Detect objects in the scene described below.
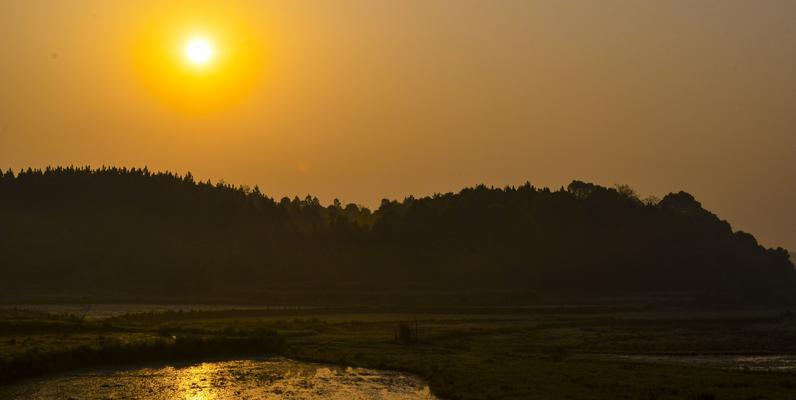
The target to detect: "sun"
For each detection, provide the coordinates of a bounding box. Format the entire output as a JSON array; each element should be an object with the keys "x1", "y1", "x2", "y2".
[
  {"x1": 133, "y1": 7, "x2": 268, "y2": 113},
  {"x1": 184, "y1": 37, "x2": 214, "y2": 66}
]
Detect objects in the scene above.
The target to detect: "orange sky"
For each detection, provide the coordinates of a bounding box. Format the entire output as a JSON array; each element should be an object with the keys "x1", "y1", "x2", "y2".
[{"x1": 0, "y1": 1, "x2": 794, "y2": 250}]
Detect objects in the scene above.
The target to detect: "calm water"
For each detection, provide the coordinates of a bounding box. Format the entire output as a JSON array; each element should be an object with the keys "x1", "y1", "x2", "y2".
[
  {"x1": 0, "y1": 358, "x2": 438, "y2": 400},
  {"x1": 597, "y1": 354, "x2": 796, "y2": 371},
  {"x1": 0, "y1": 304, "x2": 313, "y2": 318}
]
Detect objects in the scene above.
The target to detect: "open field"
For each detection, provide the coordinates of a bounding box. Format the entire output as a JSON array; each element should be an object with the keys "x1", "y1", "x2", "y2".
[{"x1": 4, "y1": 306, "x2": 796, "y2": 399}]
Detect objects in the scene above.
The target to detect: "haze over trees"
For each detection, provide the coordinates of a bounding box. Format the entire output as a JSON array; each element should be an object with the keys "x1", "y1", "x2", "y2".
[{"x1": 0, "y1": 166, "x2": 792, "y2": 304}]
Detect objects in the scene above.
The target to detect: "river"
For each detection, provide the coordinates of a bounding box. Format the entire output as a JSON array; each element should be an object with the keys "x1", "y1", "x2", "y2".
[{"x1": 0, "y1": 357, "x2": 438, "y2": 399}]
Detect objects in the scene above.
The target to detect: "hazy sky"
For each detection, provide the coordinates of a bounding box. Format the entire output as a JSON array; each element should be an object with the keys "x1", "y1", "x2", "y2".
[{"x1": 1, "y1": 1, "x2": 794, "y2": 250}]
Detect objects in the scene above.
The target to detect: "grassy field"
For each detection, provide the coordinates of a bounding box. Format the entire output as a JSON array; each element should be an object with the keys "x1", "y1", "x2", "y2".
[{"x1": 3, "y1": 306, "x2": 796, "y2": 399}]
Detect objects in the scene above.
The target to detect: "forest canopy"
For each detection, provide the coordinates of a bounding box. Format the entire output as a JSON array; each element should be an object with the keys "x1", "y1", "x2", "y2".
[{"x1": 0, "y1": 167, "x2": 792, "y2": 305}]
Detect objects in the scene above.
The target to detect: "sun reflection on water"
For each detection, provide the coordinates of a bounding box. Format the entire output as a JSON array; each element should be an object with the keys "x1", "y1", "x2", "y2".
[
  {"x1": 1, "y1": 358, "x2": 437, "y2": 399},
  {"x1": 175, "y1": 363, "x2": 221, "y2": 400}
]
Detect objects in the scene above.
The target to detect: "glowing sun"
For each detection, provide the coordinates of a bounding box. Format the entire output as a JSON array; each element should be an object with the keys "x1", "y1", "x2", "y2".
[
  {"x1": 134, "y1": 7, "x2": 266, "y2": 112},
  {"x1": 184, "y1": 37, "x2": 214, "y2": 66}
]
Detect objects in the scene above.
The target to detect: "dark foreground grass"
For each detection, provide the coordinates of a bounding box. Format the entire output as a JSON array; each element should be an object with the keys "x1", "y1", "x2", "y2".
[
  {"x1": 0, "y1": 328, "x2": 284, "y2": 384},
  {"x1": 280, "y1": 318, "x2": 796, "y2": 400},
  {"x1": 4, "y1": 307, "x2": 796, "y2": 399}
]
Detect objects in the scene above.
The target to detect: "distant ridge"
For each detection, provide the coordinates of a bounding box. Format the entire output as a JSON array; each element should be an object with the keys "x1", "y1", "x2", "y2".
[{"x1": 0, "y1": 166, "x2": 793, "y2": 305}]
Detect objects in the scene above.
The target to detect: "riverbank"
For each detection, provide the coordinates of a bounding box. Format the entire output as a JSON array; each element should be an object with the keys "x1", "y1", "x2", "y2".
[
  {"x1": 4, "y1": 307, "x2": 796, "y2": 399},
  {"x1": 0, "y1": 332, "x2": 285, "y2": 384}
]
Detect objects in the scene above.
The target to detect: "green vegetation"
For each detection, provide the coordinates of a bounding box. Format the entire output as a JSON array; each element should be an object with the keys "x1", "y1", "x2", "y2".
[
  {"x1": 2, "y1": 167, "x2": 794, "y2": 397},
  {"x1": 0, "y1": 309, "x2": 284, "y2": 383},
  {"x1": 4, "y1": 306, "x2": 796, "y2": 399},
  {"x1": 0, "y1": 167, "x2": 792, "y2": 304}
]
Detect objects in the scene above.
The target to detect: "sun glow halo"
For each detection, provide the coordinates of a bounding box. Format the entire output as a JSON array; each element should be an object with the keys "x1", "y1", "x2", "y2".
[
  {"x1": 133, "y1": 8, "x2": 267, "y2": 113},
  {"x1": 185, "y1": 37, "x2": 214, "y2": 66}
]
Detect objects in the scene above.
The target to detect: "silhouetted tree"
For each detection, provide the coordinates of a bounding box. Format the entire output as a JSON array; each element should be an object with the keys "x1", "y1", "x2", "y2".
[{"x1": 0, "y1": 166, "x2": 792, "y2": 304}]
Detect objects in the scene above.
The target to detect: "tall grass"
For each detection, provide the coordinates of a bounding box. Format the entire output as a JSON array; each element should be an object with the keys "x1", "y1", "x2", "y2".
[{"x1": 0, "y1": 330, "x2": 285, "y2": 383}]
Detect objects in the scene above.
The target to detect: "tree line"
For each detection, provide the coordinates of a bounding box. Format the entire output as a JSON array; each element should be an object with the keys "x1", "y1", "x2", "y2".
[{"x1": 0, "y1": 166, "x2": 792, "y2": 304}]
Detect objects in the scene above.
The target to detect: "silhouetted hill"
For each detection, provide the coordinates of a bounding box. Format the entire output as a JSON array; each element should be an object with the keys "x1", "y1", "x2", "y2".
[{"x1": 0, "y1": 167, "x2": 792, "y2": 305}]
